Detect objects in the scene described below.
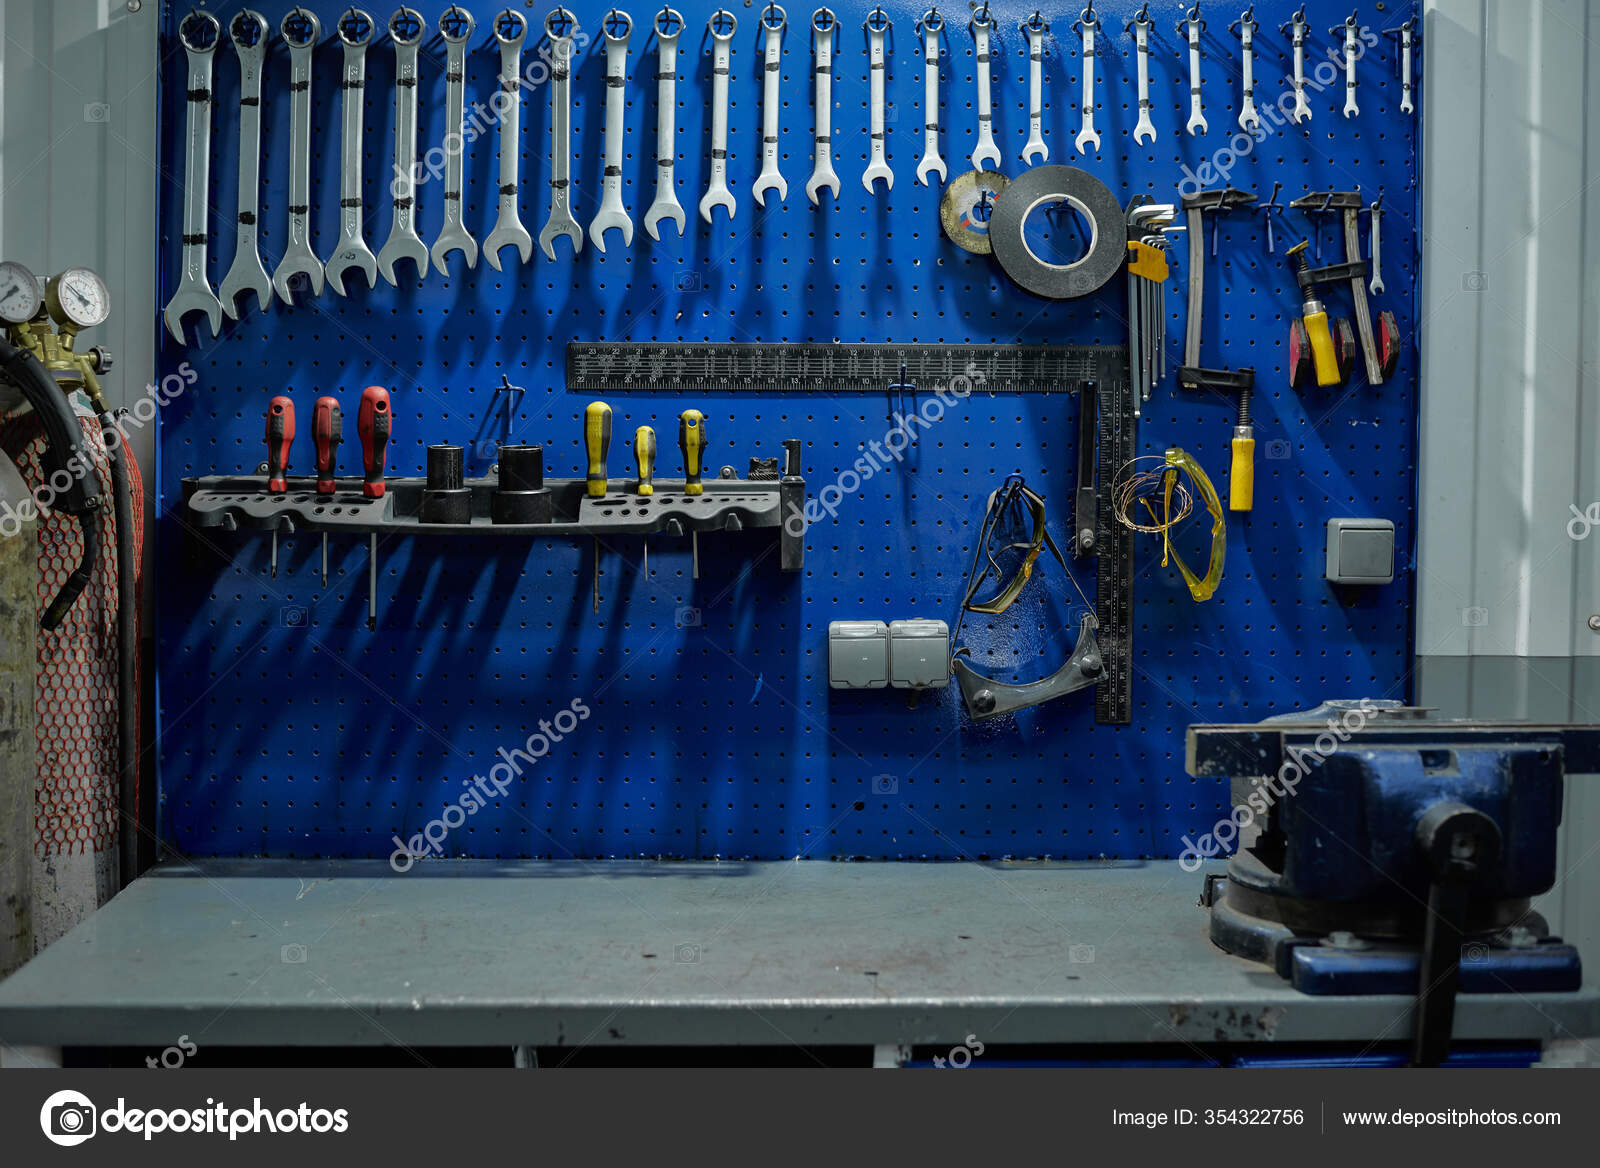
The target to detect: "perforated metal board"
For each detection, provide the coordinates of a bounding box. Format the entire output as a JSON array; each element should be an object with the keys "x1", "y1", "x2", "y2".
[{"x1": 154, "y1": 0, "x2": 1420, "y2": 861}]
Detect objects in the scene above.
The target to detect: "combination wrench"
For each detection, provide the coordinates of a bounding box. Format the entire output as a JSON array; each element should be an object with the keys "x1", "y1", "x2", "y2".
[
  {"x1": 1230, "y1": 7, "x2": 1259, "y2": 132},
  {"x1": 1397, "y1": 20, "x2": 1415, "y2": 115},
  {"x1": 219, "y1": 11, "x2": 273, "y2": 321},
  {"x1": 914, "y1": 9, "x2": 945, "y2": 187},
  {"x1": 378, "y1": 7, "x2": 429, "y2": 284},
  {"x1": 643, "y1": 7, "x2": 687, "y2": 239},
  {"x1": 752, "y1": 5, "x2": 788, "y2": 207},
  {"x1": 484, "y1": 9, "x2": 533, "y2": 270},
  {"x1": 273, "y1": 8, "x2": 326, "y2": 304},
  {"x1": 430, "y1": 6, "x2": 479, "y2": 276},
  {"x1": 969, "y1": 7, "x2": 1000, "y2": 172},
  {"x1": 805, "y1": 8, "x2": 841, "y2": 204},
  {"x1": 589, "y1": 10, "x2": 635, "y2": 250},
  {"x1": 1126, "y1": 5, "x2": 1155, "y2": 145},
  {"x1": 1020, "y1": 12, "x2": 1047, "y2": 164},
  {"x1": 1368, "y1": 197, "x2": 1385, "y2": 296},
  {"x1": 1177, "y1": 5, "x2": 1206, "y2": 137},
  {"x1": 1282, "y1": 6, "x2": 1311, "y2": 124},
  {"x1": 1073, "y1": 4, "x2": 1099, "y2": 155},
  {"x1": 862, "y1": 8, "x2": 892, "y2": 193},
  {"x1": 538, "y1": 8, "x2": 584, "y2": 258},
  {"x1": 698, "y1": 10, "x2": 738, "y2": 224},
  {"x1": 326, "y1": 8, "x2": 379, "y2": 297},
  {"x1": 164, "y1": 10, "x2": 223, "y2": 345},
  {"x1": 1333, "y1": 12, "x2": 1360, "y2": 118}
]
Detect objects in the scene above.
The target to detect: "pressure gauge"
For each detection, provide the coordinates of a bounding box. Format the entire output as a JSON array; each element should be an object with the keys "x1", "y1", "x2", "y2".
[
  {"x1": 0, "y1": 260, "x2": 44, "y2": 325},
  {"x1": 46, "y1": 267, "x2": 110, "y2": 329}
]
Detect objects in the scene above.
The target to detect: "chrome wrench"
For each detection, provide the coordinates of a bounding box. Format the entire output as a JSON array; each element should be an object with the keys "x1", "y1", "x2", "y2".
[
  {"x1": 1178, "y1": 5, "x2": 1206, "y2": 136},
  {"x1": 1333, "y1": 13, "x2": 1359, "y2": 118},
  {"x1": 969, "y1": 8, "x2": 1000, "y2": 171},
  {"x1": 484, "y1": 9, "x2": 533, "y2": 270},
  {"x1": 378, "y1": 7, "x2": 429, "y2": 284},
  {"x1": 1231, "y1": 7, "x2": 1259, "y2": 131},
  {"x1": 326, "y1": 8, "x2": 379, "y2": 297},
  {"x1": 1020, "y1": 12, "x2": 1047, "y2": 164},
  {"x1": 273, "y1": 8, "x2": 326, "y2": 304},
  {"x1": 589, "y1": 10, "x2": 635, "y2": 250},
  {"x1": 1282, "y1": 6, "x2": 1311, "y2": 124},
  {"x1": 164, "y1": 10, "x2": 223, "y2": 345},
  {"x1": 752, "y1": 5, "x2": 788, "y2": 207},
  {"x1": 1398, "y1": 19, "x2": 1414, "y2": 114},
  {"x1": 430, "y1": 6, "x2": 479, "y2": 276},
  {"x1": 1368, "y1": 197, "x2": 1384, "y2": 296},
  {"x1": 1073, "y1": 4, "x2": 1099, "y2": 154},
  {"x1": 219, "y1": 11, "x2": 273, "y2": 321},
  {"x1": 698, "y1": 9, "x2": 737, "y2": 223},
  {"x1": 643, "y1": 6, "x2": 687, "y2": 239},
  {"x1": 805, "y1": 8, "x2": 841, "y2": 203},
  {"x1": 915, "y1": 9, "x2": 945, "y2": 186},
  {"x1": 538, "y1": 8, "x2": 584, "y2": 258},
  {"x1": 1126, "y1": 5, "x2": 1155, "y2": 145},
  {"x1": 862, "y1": 7, "x2": 892, "y2": 193}
]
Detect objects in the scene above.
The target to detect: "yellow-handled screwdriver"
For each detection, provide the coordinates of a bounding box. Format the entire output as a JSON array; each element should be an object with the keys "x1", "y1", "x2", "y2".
[
  {"x1": 585, "y1": 402, "x2": 612, "y2": 612},
  {"x1": 634, "y1": 425, "x2": 656, "y2": 576},
  {"x1": 678, "y1": 410, "x2": 706, "y2": 579}
]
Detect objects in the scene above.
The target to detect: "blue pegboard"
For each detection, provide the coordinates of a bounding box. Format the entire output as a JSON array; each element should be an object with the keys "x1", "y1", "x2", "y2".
[{"x1": 154, "y1": 0, "x2": 1420, "y2": 860}]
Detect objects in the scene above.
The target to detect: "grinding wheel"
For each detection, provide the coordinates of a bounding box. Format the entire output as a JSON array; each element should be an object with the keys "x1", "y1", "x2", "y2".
[{"x1": 939, "y1": 169, "x2": 1011, "y2": 255}]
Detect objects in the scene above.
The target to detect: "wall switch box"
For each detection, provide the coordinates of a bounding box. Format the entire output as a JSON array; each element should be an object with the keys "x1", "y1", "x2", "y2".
[
  {"x1": 1326, "y1": 518, "x2": 1396, "y2": 585},
  {"x1": 888, "y1": 620, "x2": 950, "y2": 689},
  {"x1": 828, "y1": 621, "x2": 889, "y2": 688}
]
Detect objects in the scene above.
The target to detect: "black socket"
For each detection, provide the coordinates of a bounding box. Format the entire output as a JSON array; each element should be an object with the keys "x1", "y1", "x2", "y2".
[
  {"x1": 492, "y1": 444, "x2": 552, "y2": 524},
  {"x1": 499, "y1": 444, "x2": 545, "y2": 491},
  {"x1": 419, "y1": 444, "x2": 472, "y2": 524}
]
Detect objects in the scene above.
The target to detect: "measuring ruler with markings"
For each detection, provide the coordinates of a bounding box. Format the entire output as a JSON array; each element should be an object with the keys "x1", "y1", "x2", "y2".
[{"x1": 1094, "y1": 358, "x2": 1137, "y2": 726}]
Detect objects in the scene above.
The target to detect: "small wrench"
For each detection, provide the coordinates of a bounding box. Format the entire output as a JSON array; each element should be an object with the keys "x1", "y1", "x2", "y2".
[
  {"x1": 589, "y1": 10, "x2": 635, "y2": 249},
  {"x1": 539, "y1": 8, "x2": 584, "y2": 258},
  {"x1": 1073, "y1": 4, "x2": 1099, "y2": 154},
  {"x1": 752, "y1": 5, "x2": 788, "y2": 207},
  {"x1": 862, "y1": 8, "x2": 892, "y2": 193},
  {"x1": 915, "y1": 9, "x2": 945, "y2": 186},
  {"x1": 1282, "y1": 6, "x2": 1311, "y2": 124},
  {"x1": 1020, "y1": 12, "x2": 1047, "y2": 164},
  {"x1": 699, "y1": 9, "x2": 738, "y2": 223},
  {"x1": 643, "y1": 7, "x2": 687, "y2": 239},
  {"x1": 1398, "y1": 19, "x2": 1415, "y2": 114},
  {"x1": 220, "y1": 12, "x2": 272, "y2": 320},
  {"x1": 326, "y1": 8, "x2": 379, "y2": 297},
  {"x1": 969, "y1": 7, "x2": 1000, "y2": 171},
  {"x1": 377, "y1": 7, "x2": 429, "y2": 284},
  {"x1": 430, "y1": 6, "x2": 479, "y2": 276},
  {"x1": 273, "y1": 8, "x2": 326, "y2": 304},
  {"x1": 1231, "y1": 7, "x2": 1259, "y2": 131},
  {"x1": 806, "y1": 8, "x2": 841, "y2": 203},
  {"x1": 1333, "y1": 12, "x2": 1359, "y2": 118},
  {"x1": 1368, "y1": 196, "x2": 1384, "y2": 296},
  {"x1": 1178, "y1": 5, "x2": 1206, "y2": 136},
  {"x1": 164, "y1": 10, "x2": 223, "y2": 345},
  {"x1": 1126, "y1": 5, "x2": 1155, "y2": 145},
  {"x1": 484, "y1": 9, "x2": 533, "y2": 270}
]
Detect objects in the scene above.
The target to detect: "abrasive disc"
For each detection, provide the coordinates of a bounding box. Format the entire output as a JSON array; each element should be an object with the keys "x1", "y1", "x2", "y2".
[{"x1": 939, "y1": 170, "x2": 1011, "y2": 255}]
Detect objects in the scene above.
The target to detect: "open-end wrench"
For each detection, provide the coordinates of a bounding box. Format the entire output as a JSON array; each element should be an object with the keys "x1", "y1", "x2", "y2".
[
  {"x1": 430, "y1": 6, "x2": 479, "y2": 276},
  {"x1": 1126, "y1": 5, "x2": 1155, "y2": 145},
  {"x1": 1073, "y1": 3, "x2": 1099, "y2": 154},
  {"x1": 752, "y1": 5, "x2": 788, "y2": 206},
  {"x1": 326, "y1": 8, "x2": 379, "y2": 297},
  {"x1": 539, "y1": 8, "x2": 584, "y2": 258},
  {"x1": 1281, "y1": 6, "x2": 1311, "y2": 124},
  {"x1": 644, "y1": 7, "x2": 687, "y2": 239},
  {"x1": 1178, "y1": 5, "x2": 1206, "y2": 136},
  {"x1": 164, "y1": 10, "x2": 223, "y2": 345},
  {"x1": 915, "y1": 9, "x2": 945, "y2": 186},
  {"x1": 1020, "y1": 12, "x2": 1047, "y2": 164},
  {"x1": 484, "y1": 9, "x2": 533, "y2": 269},
  {"x1": 862, "y1": 8, "x2": 892, "y2": 193},
  {"x1": 699, "y1": 9, "x2": 738, "y2": 223},
  {"x1": 273, "y1": 8, "x2": 326, "y2": 304},
  {"x1": 1397, "y1": 19, "x2": 1415, "y2": 114},
  {"x1": 806, "y1": 8, "x2": 841, "y2": 203},
  {"x1": 969, "y1": 7, "x2": 1001, "y2": 171},
  {"x1": 220, "y1": 11, "x2": 272, "y2": 321},
  {"x1": 1333, "y1": 12, "x2": 1359, "y2": 118},
  {"x1": 378, "y1": 8, "x2": 429, "y2": 284},
  {"x1": 589, "y1": 10, "x2": 635, "y2": 249},
  {"x1": 1230, "y1": 7, "x2": 1259, "y2": 131},
  {"x1": 1368, "y1": 196, "x2": 1385, "y2": 296}
]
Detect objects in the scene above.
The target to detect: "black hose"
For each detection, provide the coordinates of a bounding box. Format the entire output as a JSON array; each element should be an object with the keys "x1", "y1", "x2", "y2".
[{"x1": 94, "y1": 408, "x2": 139, "y2": 884}]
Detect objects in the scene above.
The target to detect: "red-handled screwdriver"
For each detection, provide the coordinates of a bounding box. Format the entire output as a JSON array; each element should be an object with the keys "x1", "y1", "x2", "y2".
[
  {"x1": 356, "y1": 386, "x2": 391, "y2": 629},
  {"x1": 265, "y1": 396, "x2": 295, "y2": 578},
  {"x1": 313, "y1": 396, "x2": 342, "y2": 586}
]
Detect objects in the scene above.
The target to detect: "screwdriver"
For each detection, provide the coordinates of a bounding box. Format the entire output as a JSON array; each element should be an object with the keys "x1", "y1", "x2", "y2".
[
  {"x1": 357, "y1": 386, "x2": 391, "y2": 631},
  {"x1": 678, "y1": 409, "x2": 705, "y2": 580},
  {"x1": 265, "y1": 396, "x2": 295, "y2": 578},
  {"x1": 585, "y1": 402, "x2": 612, "y2": 612},
  {"x1": 634, "y1": 424, "x2": 655, "y2": 577},
  {"x1": 312, "y1": 396, "x2": 342, "y2": 586}
]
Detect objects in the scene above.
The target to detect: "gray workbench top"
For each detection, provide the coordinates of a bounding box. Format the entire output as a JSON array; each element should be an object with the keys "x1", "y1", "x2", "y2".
[{"x1": 1, "y1": 859, "x2": 1595, "y2": 1049}]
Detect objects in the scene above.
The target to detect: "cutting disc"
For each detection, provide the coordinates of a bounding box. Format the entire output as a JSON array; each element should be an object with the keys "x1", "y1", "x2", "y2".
[{"x1": 939, "y1": 170, "x2": 1011, "y2": 255}]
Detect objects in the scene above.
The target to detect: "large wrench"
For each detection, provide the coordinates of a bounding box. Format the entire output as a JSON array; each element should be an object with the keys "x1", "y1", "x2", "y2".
[
  {"x1": 326, "y1": 8, "x2": 379, "y2": 297},
  {"x1": 1126, "y1": 6, "x2": 1155, "y2": 145},
  {"x1": 484, "y1": 9, "x2": 533, "y2": 269},
  {"x1": 538, "y1": 8, "x2": 584, "y2": 258},
  {"x1": 1073, "y1": 4, "x2": 1099, "y2": 154},
  {"x1": 430, "y1": 6, "x2": 479, "y2": 276},
  {"x1": 752, "y1": 5, "x2": 788, "y2": 206},
  {"x1": 1020, "y1": 12, "x2": 1047, "y2": 164},
  {"x1": 1398, "y1": 20, "x2": 1415, "y2": 114},
  {"x1": 862, "y1": 8, "x2": 892, "y2": 193},
  {"x1": 378, "y1": 8, "x2": 428, "y2": 283},
  {"x1": 698, "y1": 10, "x2": 738, "y2": 223},
  {"x1": 1282, "y1": 6, "x2": 1311, "y2": 124},
  {"x1": 1178, "y1": 6, "x2": 1206, "y2": 136},
  {"x1": 273, "y1": 8, "x2": 326, "y2": 304},
  {"x1": 915, "y1": 10, "x2": 945, "y2": 186},
  {"x1": 589, "y1": 10, "x2": 635, "y2": 250},
  {"x1": 1231, "y1": 7, "x2": 1259, "y2": 131},
  {"x1": 1333, "y1": 13, "x2": 1360, "y2": 118},
  {"x1": 219, "y1": 11, "x2": 272, "y2": 321},
  {"x1": 643, "y1": 7, "x2": 686, "y2": 239},
  {"x1": 805, "y1": 8, "x2": 841, "y2": 203},
  {"x1": 164, "y1": 11, "x2": 223, "y2": 345},
  {"x1": 969, "y1": 9, "x2": 1000, "y2": 171}
]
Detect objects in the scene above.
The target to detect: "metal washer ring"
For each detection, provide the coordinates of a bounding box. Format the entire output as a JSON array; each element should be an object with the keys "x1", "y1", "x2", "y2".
[{"x1": 988, "y1": 165, "x2": 1126, "y2": 300}]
